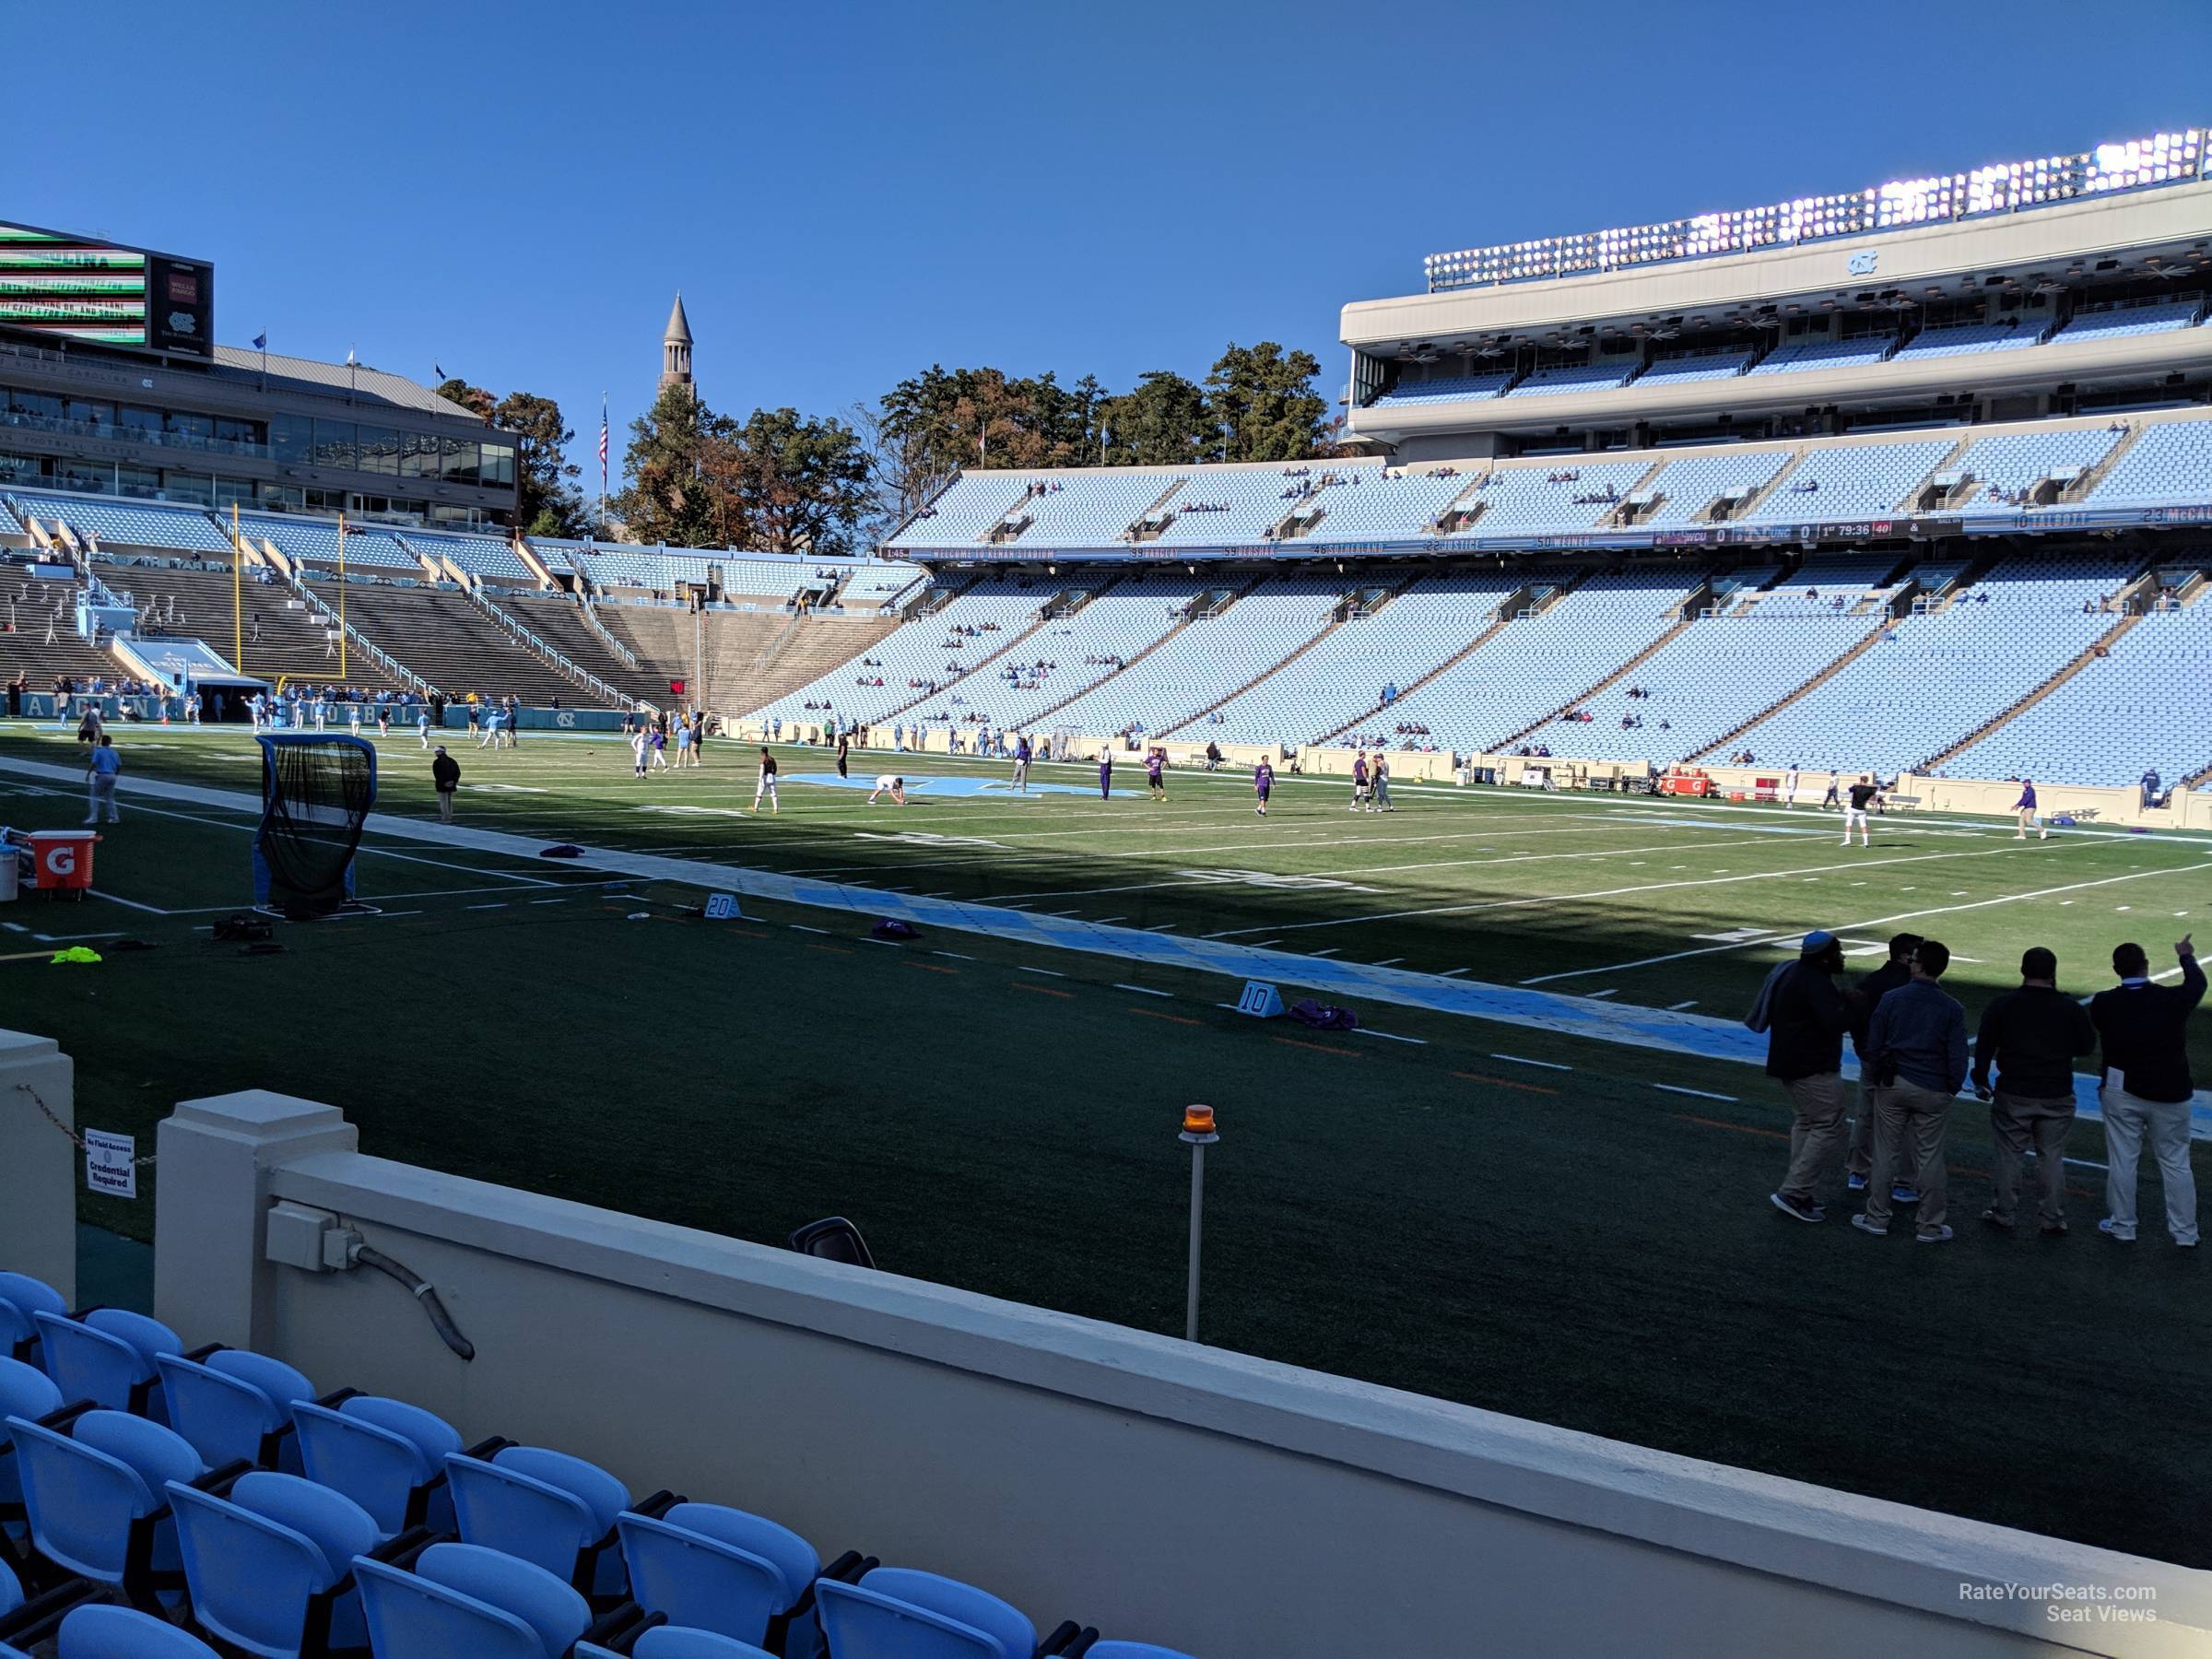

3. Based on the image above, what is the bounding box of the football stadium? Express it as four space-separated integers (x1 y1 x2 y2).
3 67 2211 1659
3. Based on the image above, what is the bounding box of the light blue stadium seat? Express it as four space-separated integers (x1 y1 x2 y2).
354 1541 592 1659
629 1629 778 1658
817 1567 1038 1659
57 1604 221 1657
0 1557 18 1616
0 1355 65 1522
32 1311 182 1420
293 1395 462 1540
0 1277 66 1366
6 1409 202 1604
445 1443 629 1594
169 1469 376 1657
617 1500 824 1654
1086 1643 1196 1658
153 1349 316 1471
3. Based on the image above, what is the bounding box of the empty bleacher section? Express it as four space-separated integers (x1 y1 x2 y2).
2051 295 2205 342
5 491 232 555
1741 333 1896 376
0 567 120 685
1894 316 2046 359
1705 552 2145 771
333 582 614 706
1637 347 1755 385
238 512 421 575
1029 576 1335 736
1735 436 1952 524
1510 559 1897 763
1324 566 1710 754
1633 449 1793 526
1299 467 1476 542
1937 594 2212 787
1194 571 1524 745
101 561 404 692
1447 458 1656 534
747 579 1049 724
403 528 536 586
1370 369 1513 406
1947 426 2122 512
1501 358 1640 398
2084 418 2212 507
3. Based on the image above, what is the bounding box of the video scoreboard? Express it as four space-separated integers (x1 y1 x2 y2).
0 220 214 359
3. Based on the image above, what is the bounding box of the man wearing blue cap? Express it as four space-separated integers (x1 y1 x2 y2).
1753 929 1855 1222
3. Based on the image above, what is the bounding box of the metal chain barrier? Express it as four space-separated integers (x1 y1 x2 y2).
11 1081 157 1166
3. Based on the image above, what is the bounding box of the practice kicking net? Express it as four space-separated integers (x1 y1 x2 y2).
253 732 377 917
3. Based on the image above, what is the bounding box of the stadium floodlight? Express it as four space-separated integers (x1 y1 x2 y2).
1180 1104 1220 1344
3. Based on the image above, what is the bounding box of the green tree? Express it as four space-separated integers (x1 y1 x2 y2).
724 407 875 555
491 391 587 538
1096 371 1214 466
1205 341 1330 462
611 384 730 548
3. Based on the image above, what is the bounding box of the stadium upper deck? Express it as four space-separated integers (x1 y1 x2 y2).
1341 129 2212 459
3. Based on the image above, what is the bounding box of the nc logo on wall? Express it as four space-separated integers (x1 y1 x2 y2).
1846 250 1878 276
555 712 576 728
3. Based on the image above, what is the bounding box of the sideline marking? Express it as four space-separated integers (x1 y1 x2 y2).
1115 982 1173 998
1653 1083 1737 1103
1493 1053 1571 1071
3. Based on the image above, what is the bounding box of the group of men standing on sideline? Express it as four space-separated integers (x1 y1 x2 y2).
1759 926 2201 1245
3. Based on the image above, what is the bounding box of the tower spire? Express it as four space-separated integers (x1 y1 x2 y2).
661 292 693 394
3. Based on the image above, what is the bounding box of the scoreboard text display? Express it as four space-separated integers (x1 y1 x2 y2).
0 220 214 358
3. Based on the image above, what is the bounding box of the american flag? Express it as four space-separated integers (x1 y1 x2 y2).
598 394 609 495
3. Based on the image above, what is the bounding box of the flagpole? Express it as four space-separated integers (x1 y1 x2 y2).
336 514 347 679
231 502 244 672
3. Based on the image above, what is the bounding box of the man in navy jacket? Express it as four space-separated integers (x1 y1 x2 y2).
2090 935 2204 1245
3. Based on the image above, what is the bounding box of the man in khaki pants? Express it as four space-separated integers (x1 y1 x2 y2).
2090 935 2204 1246
1972 947 2096 1235
1855 938 1968 1243
1755 930 1856 1223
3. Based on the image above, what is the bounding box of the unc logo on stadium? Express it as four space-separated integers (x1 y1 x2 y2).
556 711 576 728
1846 250 1877 276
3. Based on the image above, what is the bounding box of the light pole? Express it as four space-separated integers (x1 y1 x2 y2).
1180 1104 1219 1343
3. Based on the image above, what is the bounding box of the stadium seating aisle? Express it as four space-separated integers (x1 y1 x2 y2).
333 582 611 708
1195 570 1523 746
0 1265 1204 1659
0 571 125 688
1357 566 1711 755
1937 598 2212 787
1041 576 1343 737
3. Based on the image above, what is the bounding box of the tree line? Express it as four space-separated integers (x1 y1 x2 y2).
437 340 1336 555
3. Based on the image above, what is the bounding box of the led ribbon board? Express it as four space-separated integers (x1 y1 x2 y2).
0 220 214 357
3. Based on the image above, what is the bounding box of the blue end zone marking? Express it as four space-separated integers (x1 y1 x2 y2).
788 772 1093 799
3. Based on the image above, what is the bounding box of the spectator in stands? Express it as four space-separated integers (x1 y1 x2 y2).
1855 939 1966 1243
1755 930 1856 1223
1844 933 1922 1198
2090 935 2203 1246
430 747 459 823
1972 946 2095 1235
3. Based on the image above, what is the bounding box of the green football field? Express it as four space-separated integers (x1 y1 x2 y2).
2 721 2206 1565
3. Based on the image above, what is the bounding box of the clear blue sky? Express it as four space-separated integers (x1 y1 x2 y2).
23 0 2211 469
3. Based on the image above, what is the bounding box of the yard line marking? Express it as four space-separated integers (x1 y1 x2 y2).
806 942 851 954
1519 861 2212 984
529 898 568 905
88 891 171 915
1017 965 1065 977
1452 1070 1559 1096
1014 981 1073 999
41 931 125 942
933 950 975 960
909 961 958 974
1372 957 1405 967
1146 923 1177 932
1131 1007 1204 1027
1115 983 1173 998
1667 999 1699 1011
1312 947 1341 958
789 924 831 935
1673 1113 1786 1142
465 902 509 911
858 935 900 946
1355 1029 1428 1045
1653 1084 1736 1103
1441 967 1470 977
1493 1053 1571 1071
1095 915 1126 924
1587 988 1618 999
1274 1036 1360 1058
1249 938 1281 947
0 923 26 934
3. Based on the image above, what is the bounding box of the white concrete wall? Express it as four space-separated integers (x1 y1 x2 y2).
147 1090 2210 1659
0 1029 76 1303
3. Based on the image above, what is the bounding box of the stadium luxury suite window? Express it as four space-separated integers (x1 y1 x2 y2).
357 425 401 476
399 428 441 480
312 418 357 471
271 413 313 465
481 441 514 488
441 437 480 485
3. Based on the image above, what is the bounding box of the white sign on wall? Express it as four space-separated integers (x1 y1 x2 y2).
84 1129 137 1199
